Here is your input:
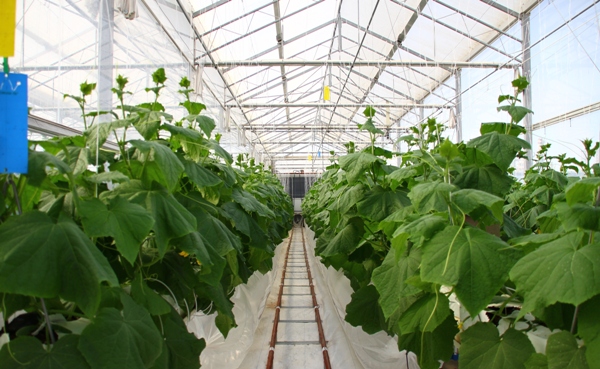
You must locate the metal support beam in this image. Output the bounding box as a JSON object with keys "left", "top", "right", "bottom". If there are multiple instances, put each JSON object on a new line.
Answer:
{"left": 242, "top": 125, "right": 409, "bottom": 132}
{"left": 228, "top": 103, "right": 451, "bottom": 109}
{"left": 201, "top": 59, "right": 519, "bottom": 68}
{"left": 192, "top": 0, "right": 230, "bottom": 17}
{"left": 433, "top": 0, "right": 522, "bottom": 43}
{"left": 28, "top": 115, "right": 120, "bottom": 151}
{"left": 479, "top": 0, "right": 520, "bottom": 18}
{"left": 272, "top": 0, "right": 291, "bottom": 137}
{"left": 98, "top": 0, "right": 114, "bottom": 122}
{"left": 391, "top": 0, "right": 521, "bottom": 63}
{"left": 522, "top": 12, "right": 533, "bottom": 169}
{"left": 201, "top": 1, "right": 324, "bottom": 55}
{"left": 532, "top": 101, "right": 600, "bottom": 131}
{"left": 455, "top": 69, "right": 462, "bottom": 142}
{"left": 14, "top": 63, "right": 188, "bottom": 72}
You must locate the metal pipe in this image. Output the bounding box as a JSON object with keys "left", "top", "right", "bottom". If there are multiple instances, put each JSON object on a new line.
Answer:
{"left": 266, "top": 230, "right": 294, "bottom": 369}
{"left": 230, "top": 103, "right": 451, "bottom": 108}
{"left": 301, "top": 227, "right": 332, "bottom": 369}
{"left": 201, "top": 59, "right": 519, "bottom": 68}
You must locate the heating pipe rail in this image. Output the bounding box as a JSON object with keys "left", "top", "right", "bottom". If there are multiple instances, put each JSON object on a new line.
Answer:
{"left": 265, "top": 226, "right": 331, "bottom": 369}
{"left": 302, "top": 226, "right": 332, "bottom": 369}
{"left": 266, "top": 228, "right": 294, "bottom": 369}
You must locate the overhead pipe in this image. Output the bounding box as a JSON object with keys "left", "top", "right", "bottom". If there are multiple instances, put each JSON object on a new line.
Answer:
{"left": 200, "top": 59, "right": 519, "bottom": 68}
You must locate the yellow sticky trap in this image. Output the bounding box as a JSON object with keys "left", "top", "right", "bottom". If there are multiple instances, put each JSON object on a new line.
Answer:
{"left": 0, "top": 0, "right": 17, "bottom": 57}
{"left": 308, "top": 154, "right": 313, "bottom": 161}
{"left": 323, "top": 85, "right": 330, "bottom": 101}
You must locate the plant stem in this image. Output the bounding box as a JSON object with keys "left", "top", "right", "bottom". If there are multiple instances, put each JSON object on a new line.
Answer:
{"left": 570, "top": 305, "right": 580, "bottom": 334}
{"left": 40, "top": 298, "right": 56, "bottom": 345}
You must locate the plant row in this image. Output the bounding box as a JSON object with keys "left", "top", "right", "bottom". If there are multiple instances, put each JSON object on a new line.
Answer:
{"left": 0, "top": 69, "right": 293, "bottom": 369}
{"left": 302, "top": 77, "right": 599, "bottom": 369}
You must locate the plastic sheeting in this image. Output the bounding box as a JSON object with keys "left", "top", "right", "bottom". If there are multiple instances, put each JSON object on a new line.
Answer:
{"left": 187, "top": 227, "right": 420, "bottom": 368}
{"left": 186, "top": 239, "right": 286, "bottom": 368}
{"left": 304, "top": 227, "right": 420, "bottom": 369}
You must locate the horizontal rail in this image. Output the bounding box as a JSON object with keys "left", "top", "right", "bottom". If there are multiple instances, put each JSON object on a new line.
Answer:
{"left": 200, "top": 59, "right": 519, "bottom": 69}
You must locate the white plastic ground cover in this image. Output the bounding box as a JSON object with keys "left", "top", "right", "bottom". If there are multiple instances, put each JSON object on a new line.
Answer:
{"left": 304, "top": 227, "right": 420, "bottom": 369}
{"left": 186, "top": 239, "right": 286, "bottom": 369}
{"left": 187, "top": 226, "right": 419, "bottom": 368}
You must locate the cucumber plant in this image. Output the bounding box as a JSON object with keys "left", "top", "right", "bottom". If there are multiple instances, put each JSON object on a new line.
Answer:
{"left": 0, "top": 69, "right": 293, "bottom": 369}
{"left": 303, "top": 76, "right": 599, "bottom": 369}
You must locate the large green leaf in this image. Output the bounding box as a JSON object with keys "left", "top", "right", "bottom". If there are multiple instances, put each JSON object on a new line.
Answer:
{"left": 85, "top": 171, "right": 131, "bottom": 184}
{"left": 86, "top": 118, "right": 133, "bottom": 151}
{"left": 392, "top": 213, "right": 447, "bottom": 242}
{"left": 480, "top": 122, "right": 526, "bottom": 136}
{"left": 421, "top": 226, "right": 519, "bottom": 316}
{"left": 452, "top": 188, "right": 504, "bottom": 222}
{"left": 339, "top": 152, "right": 382, "bottom": 184}
{"left": 556, "top": 203, "right": 600, "bottom": 232}
{"left": 79, "top": 197, "right": 154, "bottom": 265}
{"left": 130, "top": 140, "right": 184, "bottom": 191}
{"left": 328, "top": 184, "right": 366, "bottom": 213}
{"left": 196, "top": 116, "right": 216, "bottom": 138}
{"left": 397, "top": 292, "right": 451, "bottom": 334}
{"left": 175, "top": 231, "right": 212, "bottom": 267}
{"left": 0, "top": 335, "right": 90, "bottom": 369}
{"left": 190, "top": 207, "right": 241, "bottom": 255}
{"left": 231, "top": 187, "right": 274, "bottom": 218}
{"left": 104, "top": 181, "right": 197, "bottom": 256}
{"left": 0, "top": 211, "right": 118, "bottom": 316}
{"left": 546, "top": 331, "right": 590, "bottom": 369}
{"left": 356, "top": 185, "right": 410, "bottom": 222}
{"left": 160, "top": 124, "right": 203, "bottom": 142}
{"left": 510, "top": 232, "right": 600, "bottom": 315}
{"left": 221, "top": 202, "right": 269, "bottom": 250}
{"left": 497, "top": 104, "right": 533, "bottom": 124}
{"left": 344, "top": 284, "right": 387, "bottom": 334}
{"left": 372, "top": 244, "right": 421, "bottom": 318}
{"left": 466, "top": 132, "right": 530, "bottom": 171}
{"left": 388, "top": 166, "right": 418, "bottom": 189}
{"left": 525, "top": 354, "right": 549, "bottom": 369}
{"left": 566, "top": 177, "right": 600, "bottom": 205}
{"left": 152, "top": 310, "right": 205, "bottom": 369}
{"left": 134, "top": 111, "right": 163, "bottom": 140}
{"left": 454, "top": 165, "right": 514, "bottom": 197}
{"left": 79, "top": 293, "right": 163, "bottom": 369}
{"left": 408, "top": 181, "right": 456, "bottom": 214}
{"left": 460, "top": 323, "right": 536, "bottom": 369}
{"left": 397, "top": 314, "right": 458, "bottom": 369}
{"left": 27, "top": 150, "right": 72, "bottom": 186}
{"left": 181, "top": 101, "right": 207, "bottom": 115}
{"left": 320, "top": 217, "right": 364, "bottom": 256}
{"left": 579, "top": 295, "right": 600, "bottom": 368}
{"left": 180, "top": 158, "right": 222, "bottom": 189}
{"left": 131, "top": 272, "right": 171, "bottom": 316}
{"left": 56, "top": 146, "right": 90, "bottom": 176}
{"left": 358, "top": 117, "right": 384, "bottom": 134}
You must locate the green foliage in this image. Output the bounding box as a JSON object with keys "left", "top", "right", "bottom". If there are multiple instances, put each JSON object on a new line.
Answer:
{"left": 460, "top": 323, "right": 536, "bottom": 369}
{"left": 0, "top": 69, "right": 293, "bottom": 368}
{"left": 302, "top": 77, "right": 598, "bottom": 368}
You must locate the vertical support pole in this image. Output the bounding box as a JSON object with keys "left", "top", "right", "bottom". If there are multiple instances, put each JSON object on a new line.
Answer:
{"left": 98, "top": 0, "right": 114, "bottom": 122}
{"left": 521, "top": 12, "right": 533, "bottom": 169}
{"left": 455, "top": 68, "right": 462, "bottom": 143}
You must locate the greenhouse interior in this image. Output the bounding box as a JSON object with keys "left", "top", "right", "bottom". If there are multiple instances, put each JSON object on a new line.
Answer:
{"left": 0, "top": 0, "right": 599, "bottom": 368}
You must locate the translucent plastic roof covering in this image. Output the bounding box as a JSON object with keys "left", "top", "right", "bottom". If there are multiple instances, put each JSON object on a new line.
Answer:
{"left": 190, "top": 0, "right": 538, "bottom": 170}
{"left": 17, "top": 0, "right": 598, "bottom": 173}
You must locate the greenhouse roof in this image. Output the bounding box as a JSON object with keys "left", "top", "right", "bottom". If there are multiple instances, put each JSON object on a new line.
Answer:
{"left": 189, "top": 0, "right": 538, "bottom": 170}
{"left": 16, "top": 0, "right": 576, "bottom": 172}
